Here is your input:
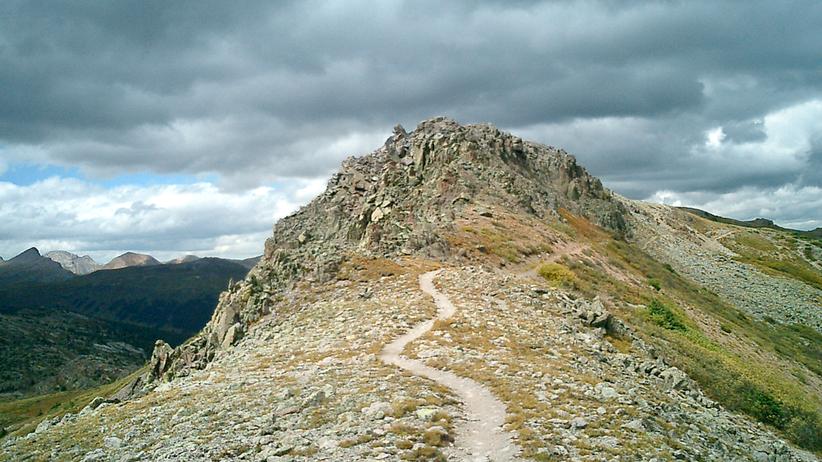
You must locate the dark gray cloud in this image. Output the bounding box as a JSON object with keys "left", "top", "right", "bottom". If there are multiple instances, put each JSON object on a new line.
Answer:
{"left": 1, "top": 0, "right": 822, "bottom": 229}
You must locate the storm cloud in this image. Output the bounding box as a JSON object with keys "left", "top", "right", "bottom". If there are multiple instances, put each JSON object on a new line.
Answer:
{"left": 1, "top": 0, "right": 821, "bottom": 257}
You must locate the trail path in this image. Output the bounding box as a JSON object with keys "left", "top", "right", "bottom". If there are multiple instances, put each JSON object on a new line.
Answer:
{"left": 380, "top": 270, "right": 520, "bottom": 462}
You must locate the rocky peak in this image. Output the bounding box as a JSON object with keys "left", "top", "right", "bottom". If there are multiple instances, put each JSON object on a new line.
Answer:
{"left": 103, "top": 252, "right": 161, "bottom": 270}
{"left": 9, "top": 247, "right": 43, "bottom": 264}
{"left": 137, "top": 117, "right": 629, "bottom": 387}
{"left": 45, "top": 251, "right": 101, "bottom": 275}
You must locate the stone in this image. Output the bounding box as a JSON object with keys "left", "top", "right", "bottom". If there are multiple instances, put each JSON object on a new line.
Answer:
{"left": 595, "top": 383, "right": 619, "bottom": 400}
{"left": 80, "top": 449, "right": 106, "bottom": 462}
{"left": 660, "top": 367, "right": 690, "bottom": 390}
{"left": 86, "top": 397, "right": 106, "bottom": 411}
{"left": 147, "top": 340, "right": 174, "bottom": 382}
{"left": 103, "top": 436, "right": 123, "bottom": 449}
{"left": 569, "top": 417, "right": 588, "bottom": 429}
{"left": 371, "top": 207, "right": 385, "bottom": 222}
{"left": 594, "top": 436, "right": 619, "bottom": 449}
{"left": 221, "top": 322, "right": 244, "bottom": 349}
{"left": 362, "top": 402, "right": 392, "bottom": 420}
{"left": 415, "top": 408, "right": 439, "bottom": 421}
{"left": 621, "top": 419, "right": 645, "bottom": 432}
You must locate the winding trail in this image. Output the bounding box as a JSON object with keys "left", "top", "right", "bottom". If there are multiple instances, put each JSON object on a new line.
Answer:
{"left": 380, "top": 270, "right": 520, "bottom": 461}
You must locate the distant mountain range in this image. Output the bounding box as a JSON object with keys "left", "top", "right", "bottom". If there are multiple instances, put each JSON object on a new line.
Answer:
{"left": 0, "top": 248, "right": 257, "bottom": 398}
{"left": 0, "top": 248, "right": 262, "bottom": 279}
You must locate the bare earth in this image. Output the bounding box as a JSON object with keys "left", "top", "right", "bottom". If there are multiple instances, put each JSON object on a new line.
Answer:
{"left": 380, "top": 270, "right": 521, "bottom": 462}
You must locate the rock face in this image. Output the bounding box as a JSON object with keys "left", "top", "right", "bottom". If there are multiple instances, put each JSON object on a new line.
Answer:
{"left": 143, "top": 117, "right": 628, "bottom": 385}
{"left": 44, "top": 251, "right": 102, "bottom": 275}
{"left": 102, "top": 252, "right": 161, "bottom": 270}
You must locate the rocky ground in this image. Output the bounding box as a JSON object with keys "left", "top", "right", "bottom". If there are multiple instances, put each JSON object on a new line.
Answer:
{"left": 2, "top": 259, "right": 466, "bottom": 461}
{"left": 405, "top": 266, "right": 815, "bottom": 461}
{"left": 3, "top": 259, "right": 815, "bottom": 461}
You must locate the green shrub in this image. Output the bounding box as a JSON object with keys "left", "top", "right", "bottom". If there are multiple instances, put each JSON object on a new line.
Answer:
{"left": 648, "top": 278, "right": 661, "bottom": 291}
{"left": 647, "top": 299, "right": 687, "bottom": 331}
{"left": 739, "top": 383, "right": 789, "bottom": 428}
{"left": 786, "top": 409, "right": 822, "bottom": 452}
{"left": 537, "top": 263, "right": 576, "bottom": 288}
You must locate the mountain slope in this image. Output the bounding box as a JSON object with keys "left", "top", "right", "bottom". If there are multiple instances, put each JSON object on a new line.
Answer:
{"left": 0, "top": 248, "right": 74, "bottom": 286}
{"left": 0, "top": 258, "right": 250, "bottom": 338}
{"left": 0, "top": 258, "right": 251, "bottom": 405}
{"left": 4, "top": 118, "right": 819, "bottom": 461}
{"left": 0, "top": 309, "right": 150, "bottom": 399}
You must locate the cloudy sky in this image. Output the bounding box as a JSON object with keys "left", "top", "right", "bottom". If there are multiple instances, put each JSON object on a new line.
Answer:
{"left": 1, "top": 1, "right": 821, "bottom": 261}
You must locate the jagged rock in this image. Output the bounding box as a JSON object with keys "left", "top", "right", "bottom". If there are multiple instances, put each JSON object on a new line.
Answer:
{"left": 660, "top": 366, "right": 691, "bottom": 391}
{"left": 147, "top": 340, "right": 174, "bottom": 382}
{"left": 221, "top": 322, "right": 244, "bottom": 349}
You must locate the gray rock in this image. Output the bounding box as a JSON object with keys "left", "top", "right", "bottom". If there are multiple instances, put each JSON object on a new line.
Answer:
{"left": 103, "top": 436, "right": 122, "bottom": 449}
{"left": 362, "top": 402, "right": 392, "bottom": 420}
{"left": 621, "top": 419, "right": 645, "bottom": 432}
{"left": 221, "top": 322, "right": 244, "bottom": 349}
{"left": 595, "top": 383, "right": 619, "bottom": 400}
{"left": 660, "top": 367, "right": 690, "bottom": 390}
{"left": 569, "top": 417, "right": 588, "bottom": 429}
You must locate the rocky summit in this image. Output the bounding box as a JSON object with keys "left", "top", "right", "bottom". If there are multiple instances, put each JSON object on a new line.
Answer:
{"left": 45, "top": 251, "right": 102, "bottom": 276}
{"left": 3, "top": 118, "right": 820, "bottom": 461}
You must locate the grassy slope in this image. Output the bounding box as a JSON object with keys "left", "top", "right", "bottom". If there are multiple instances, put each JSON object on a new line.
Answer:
{"left": 0, "top": 367, "right": 147, "bottom": 438}
{"left": 554, "top": 210, "right": 821, "bottom": 453}
{"left": 724, "top": 229, "right": 822, "bottom": 291}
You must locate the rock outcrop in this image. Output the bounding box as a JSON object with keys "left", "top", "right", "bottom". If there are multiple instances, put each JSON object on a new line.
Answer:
{"left": 44, "top": 251, "right": 101, "bottom": 275}
{"left": 136, "top": 117, "right": 628, "bottom": 388}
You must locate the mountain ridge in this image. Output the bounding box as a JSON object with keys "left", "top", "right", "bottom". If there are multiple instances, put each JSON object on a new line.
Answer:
{"left": 0, "top": 248, "right": 74, "bottom": 286}
{"left": 4, "top": 118, "right": 820, "bottom": 460}
{"left": 679, "top": 207, "right": 822, "bottom": 239}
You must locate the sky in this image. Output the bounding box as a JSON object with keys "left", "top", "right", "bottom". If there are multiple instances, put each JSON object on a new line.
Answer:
{"left": 1, "top": 1, "right": 821, "bottom": 262}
